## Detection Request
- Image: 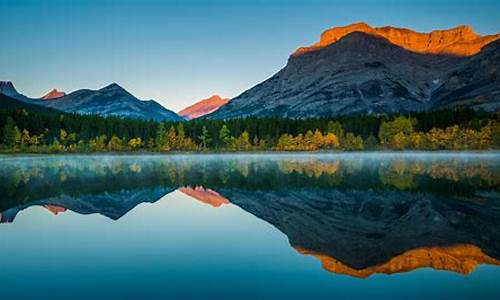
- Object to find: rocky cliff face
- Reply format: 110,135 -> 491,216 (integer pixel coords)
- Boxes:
41,89 -> 66,100
431,40 -> 500,110
294,23 -> 500,57
208,24 -> 500,119
178,95 -> 229,119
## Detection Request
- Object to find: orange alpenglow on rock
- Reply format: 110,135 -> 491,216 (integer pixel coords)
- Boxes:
295,244 -> 500,278
43,205 -> 67,215
293,22 -> 500,57
41,88 -> 66,100
178,95 -> 229,120
178,186 -> 230,208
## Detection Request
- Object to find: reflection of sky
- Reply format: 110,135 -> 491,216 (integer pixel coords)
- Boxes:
1,0 -> 499,111
1,190 -> 499,299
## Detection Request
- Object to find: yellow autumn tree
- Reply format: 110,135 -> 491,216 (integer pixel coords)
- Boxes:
128,137 -> 143,150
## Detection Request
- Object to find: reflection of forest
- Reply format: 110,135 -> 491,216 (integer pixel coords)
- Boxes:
1,155 -> 499,277
1,156 -> 498,209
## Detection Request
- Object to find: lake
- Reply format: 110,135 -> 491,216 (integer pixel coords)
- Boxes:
0,152 -> 499,299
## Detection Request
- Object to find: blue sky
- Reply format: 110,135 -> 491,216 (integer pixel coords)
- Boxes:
1,0 -> 499,111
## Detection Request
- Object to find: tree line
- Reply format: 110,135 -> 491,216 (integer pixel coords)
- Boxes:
0,107 -> 498,152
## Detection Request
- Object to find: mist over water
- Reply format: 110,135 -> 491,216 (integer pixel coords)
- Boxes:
0,152 -> 499,299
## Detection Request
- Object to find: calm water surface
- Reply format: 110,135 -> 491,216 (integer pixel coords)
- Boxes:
0,152 -> 499,299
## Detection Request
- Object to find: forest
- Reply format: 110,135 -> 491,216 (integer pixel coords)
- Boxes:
0,106 -> 499,153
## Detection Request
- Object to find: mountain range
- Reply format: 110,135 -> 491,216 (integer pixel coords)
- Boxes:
2,23 -> 499,120
208,23 -> 500,119
0,81 -> 182,121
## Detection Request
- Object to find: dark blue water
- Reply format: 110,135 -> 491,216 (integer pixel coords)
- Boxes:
0,153 -> 499,299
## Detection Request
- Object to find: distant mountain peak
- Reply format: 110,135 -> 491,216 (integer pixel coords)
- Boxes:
0,81 -> 20,97
178,95 -> 229,119
105,82 -> 120,88
101,82 -> 125,91
0,80 -> 15,88
41,88 -> 66,100
95,82 -> 137,99
293,23 -> 500,57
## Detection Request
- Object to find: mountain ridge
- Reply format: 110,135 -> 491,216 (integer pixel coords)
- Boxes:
294,22 -> 500,57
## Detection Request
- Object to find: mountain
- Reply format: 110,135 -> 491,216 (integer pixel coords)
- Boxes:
38,83 -> 183,121
0,81 -> 182,121
208,24 -> 500,119
41,89 -> 66,100
178,95 -> 229,119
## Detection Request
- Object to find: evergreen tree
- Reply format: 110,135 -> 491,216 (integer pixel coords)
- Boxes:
364,134 -> 379,149
327,121 -> 344,140
156,122 -> 167,149
2,117 -> 21,147
219,124 -> 232,148
344,133 -> 364,151
199,126 -> 211,149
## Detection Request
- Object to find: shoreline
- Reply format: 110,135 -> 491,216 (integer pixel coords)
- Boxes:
1,150 -> 499,157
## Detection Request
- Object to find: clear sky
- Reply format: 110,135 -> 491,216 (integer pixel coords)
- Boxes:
1,0 -> 499,112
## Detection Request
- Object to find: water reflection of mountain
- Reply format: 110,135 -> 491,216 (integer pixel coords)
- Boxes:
1,186 -> 174,222
0,154 -> 499,277
217,188 -> 500,276
0,156 -> 178,222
